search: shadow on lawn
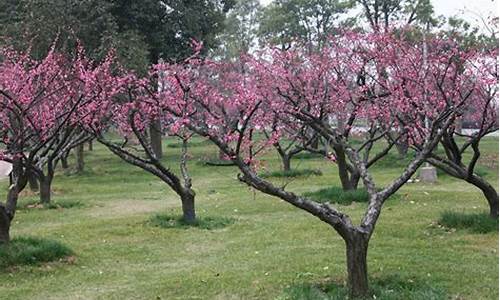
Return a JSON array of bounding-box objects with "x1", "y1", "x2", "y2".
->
[
  {"x1": 278, "y1": 274, "x2": 447, "y2": 300},
  {"x1": 148, "y1": 214, "x2": 236, "y2": 230}
]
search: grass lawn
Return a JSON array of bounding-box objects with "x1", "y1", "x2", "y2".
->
[{"x1": 0, "y1": 137, "x2": 497, "y2": 299}]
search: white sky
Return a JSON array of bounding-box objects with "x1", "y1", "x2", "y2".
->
[{"x1": 258, "y1": 0, "x2": 498, "y2": 31}]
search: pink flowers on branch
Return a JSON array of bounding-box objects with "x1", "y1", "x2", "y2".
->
[
  {"x1": 0, "y1": 44, "x2": 123, "y2": 243},
  {"x1": 154, "y1": 31, "x2": 495, "y2": 297}
]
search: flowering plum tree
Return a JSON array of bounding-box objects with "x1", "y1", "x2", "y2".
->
[
  {"x1": 0, "y1": 45, "x2": 117, "y2": 242},
  {"x1": 425, "y1": 48, "x2": 499, "y2": 218},
  {"x1": 81, "y1": 51, "x2": 201, "y2": 223},
  {"x1": 152, "y1": 32, "x2": 490, "y2": 297}
]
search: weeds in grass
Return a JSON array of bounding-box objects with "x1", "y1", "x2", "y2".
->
[
  {"x1": 166, "y1": 139, "x2": 211, "y2": 148},
  {"x1": 293, "y1": 152, "x2": 323, "y2": 160},
  {"x1": 278, "y1": 275, "x2": 447, "y2": 300},
  {"x1": 260, "y1": 169, "x2": 322, "y2": 178},
  {"x1": 303, "y1": 186, "x2": 369, "y2": 205},
  {"x1": 435, "y1": 165, "x2": 491, "y2": 179},
  {"x1": 196, "y1": 157, "x2": 235, "y2": 166},
  {"x1": 438, "y1": 211, "x2": 498, "y2": 233},
  {"x1": 19, "y1": 200, "x2": 84, "y2": 210},
  {"x1": 148, "y1": 214, "x2": 235, "y2": 230},
  {"x1": 374, "y1": 152, "x2": 414, "y2": 169},
  {"x1": 0, "y1": 237, "x2": 73, "y2": 269}
]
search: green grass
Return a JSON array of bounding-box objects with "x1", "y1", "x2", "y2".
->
[
  {"x1": 148, "y1": 214, "x2": 235, "y2": 230},
  {"x1": 279, "y1": 275, "x2": 447, "y2": 300},
  {"x1": 0, "y1": 237, "x2": 73, "y2": 269},
  {"x1": 0, "y1": 136, "x2": 497, "y2": 299},
  {"x1": 438, "y1": 211, "x2": 499, "y2": 233},
  {"x1": 303, "y1": 186, "x2": 370, "y2": 205},
  {"x1": 19, "y1": 199, "x2": 84, "y2": 210},
  {"x1": 261, "y1": 168, "x2": 323, "y2": 178},
  {"x1": 294, "y1": 152, "x2": 323, "y2": 160}
]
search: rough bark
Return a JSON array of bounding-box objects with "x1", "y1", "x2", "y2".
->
[
  {"x1": 349, "y1": 172, "x2": 361, "y2": 190},
  {"x1": 0, "y1": 159, "x2": 26, "y2": 244},
  {"x1": 28, "y1": 172, "x2": 39, "y2": 192},
  {"x1": 395, "y1": 141, "x2": 408, "y2": 158},
  {"x1": 88, "y1": 140, "x2": 93, "y2": 151},
  {"x1": 335, "y1": 145, "x2": 356, "y2": 190},
  {"x1": 76, "y1": 144, "x2": 84, "y2": 172},
  {"x1": 181, "y1": 190, "x2": 196, "y2": 223},
  {"x1": 345, "y1": 231, "x2": 370, "y2": 298},
  {"x1": 0, "y1": 205, "x2": 10, "y2": 244},
  {"x1": 61, "y1": 151, "x2": 69, "y2": 169},
  {"x1": 468, "y1": 175, "x2": 499, "y2": 219},
  {"x1": 281, "y1": 154, "x2": 291, "y2": 172},
  {"x1": 39, "y1": 176, "x2": 53, "y2": 204},
  {"x1": 149, "y1": 119, "x2": 163, "y2": 159}
]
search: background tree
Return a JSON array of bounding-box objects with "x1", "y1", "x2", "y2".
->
[
  {"x1": 258, "y1": 0, "x2": 353, "y2": 50},
  {"x1": 213, "y1": 0, "x2": 262, "y2": 60},
  {"x1": 109, "y1": 0, "x2": 236, "y2": 159},
  {"x1": 355, "y1": 0, "x2": 435, "y2": 32}
]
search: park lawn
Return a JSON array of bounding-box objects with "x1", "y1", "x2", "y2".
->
[{"x1": 0, "y1": 137, "x2": 497, "y2": 299}]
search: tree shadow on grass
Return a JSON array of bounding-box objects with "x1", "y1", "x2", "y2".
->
[
  {"x1": 279, "y1": 275, "x2": 447, "y2": 300},
  {"x1": 148, "y1": 214, "x2": 236, "y2": 230},
  {"x1": 0, "y1": 237, "x2": 74, "y2": 270}
]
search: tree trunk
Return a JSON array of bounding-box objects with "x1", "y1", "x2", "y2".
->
[
  {"x1": 468, "y1": 175, "x2": 499, "y2": 219},
  {"x1": 349, "y1": 172, "x2": 361, "y2": 190},
  {"x1": 335, "y1": 145, "x2": 355, "y2": 191},
  {"x1": 181, "y1": 191, "x2": 196, "y2": 223},
  {"x1": 0, "y1": 205, "x2": 10, "y2": 244},
  {"x1": 61, "y1": 151, "x2": 69, "y2": 169},
  {"x1": 88, "y1": 140, "x2": 93, "y2": 151},
  {"x1": 28, "y1": 172, "x2": 39, "y2": 192},
  {"x1": 396, "y1": 141, "x2": 408, "y2": 158},
  {"x1": 76, "y1": 144, "x2": 84, "y2": 173},
  {"x1": 281, "y1": 154, "x2": 291, "y2": 172},
  {"x1": 150, "y1": 119, "x2": 163, "y2": 159},
  {"x1": 0, "y1": 158, "x2": 26, "y2": 244},
  {"x1": 345, "y1": 232, "x2": 370, "y2": 298},
  {"x1": 39, "y1": 176, "x2": 53, "y2": 204}
]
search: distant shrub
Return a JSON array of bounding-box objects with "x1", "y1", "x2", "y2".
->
[
  {"x1": 0, "y1": 237, "x2": 73, "y2": 269},
  {"x1": 438, "y1": 211, "x2": 498, "y2": 233}
]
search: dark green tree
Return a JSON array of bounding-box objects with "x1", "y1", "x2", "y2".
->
[
  {"x1": 214, "y1": 0, "x2": 262, "y2": 60},
  {"x1": 355, "y1": 0, "x2": 435, "y2": 32},
  {"x1": 258, "y1": 0, "x2": 354, "y2": 50},
  {"x1": 108, "y1": 0, "x2": 235, "y2": 158}
]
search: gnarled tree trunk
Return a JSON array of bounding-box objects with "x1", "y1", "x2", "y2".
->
[
  {"x1": 335, "y1": 145, "x2": 356, "y2": 191},
  {"x1": 181, "y1": 190, "x2": 196, "y2": 223},
  {"x1": 61, "y1": 151, "x2": 70, "y2": 169},
  {"x1": 0, "y1": 159, "x2": 27, "y2": 244},
  {"x1": 76, "y1": 144, "x2": 84, "y2": 173},
  {"x1": 39, "y1": 175, "x2": 53, "y2": 204},
  {"x1": 28, "y1": 171, "x2": 39, "y2": 192},
  {"x1": 0, "y1": 205, "x2": 11, "y2": 244},
  {"x1": 150, "y1": 119, "x2": 163, "y2": 159},
  {"x1": 281, "y1": 154, "x2": 291, "y2": 172},
  {"x1": 345, "y1": 231, "x2": 370, "y2": 298},
  {"x1": 468, "y1": 175, "x2": 499, "y2": 219}
]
